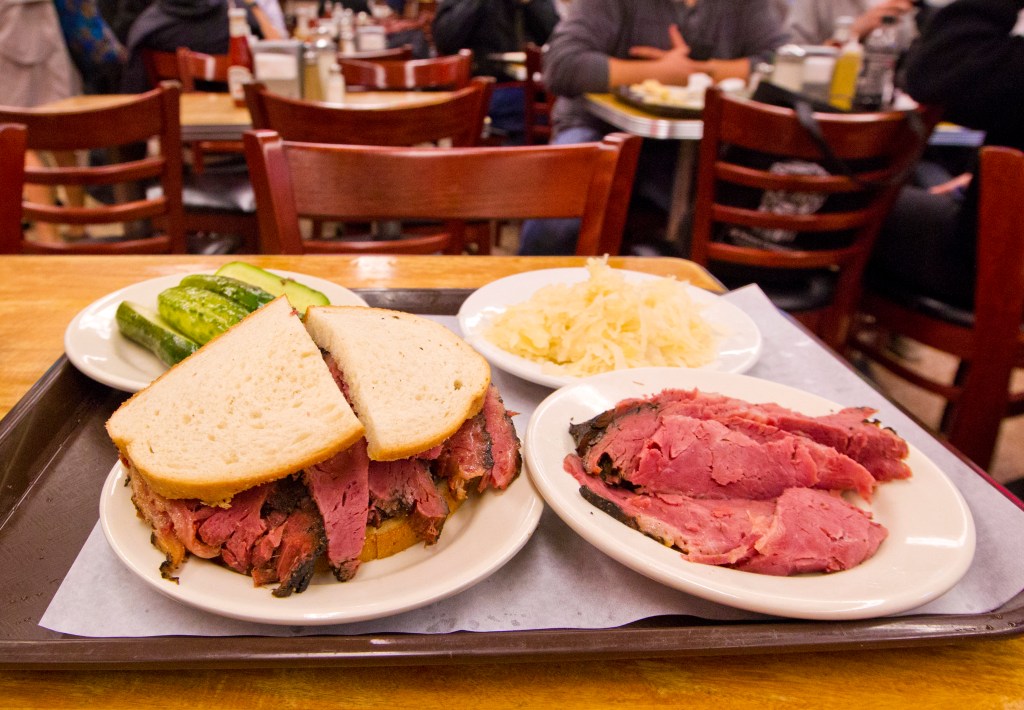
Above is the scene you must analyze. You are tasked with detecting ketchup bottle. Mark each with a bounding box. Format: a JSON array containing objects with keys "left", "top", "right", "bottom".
[{"left": 227, "top": 7, "right": 254, "bottom": 106}]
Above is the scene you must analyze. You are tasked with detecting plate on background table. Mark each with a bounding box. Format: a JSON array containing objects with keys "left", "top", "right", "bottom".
[
  {"left": 99, "top": 460, "right": 543, "bottom": 626},
  {"left": 614, "top": 85, "right": 704, "bottom": 119},
  {"left": 457, "top": 268, "right": 762, "bottom": 389},
  {"left": 524, "top": 367, "right": 976, "bottom": 621},
  {"left": 65, "top": 270, "right": 367, "bottom": 393}
]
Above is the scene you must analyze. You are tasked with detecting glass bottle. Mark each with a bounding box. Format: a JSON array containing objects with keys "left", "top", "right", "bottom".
[{"left": 227, "top": 7, "right": 254, "bottom": 107}]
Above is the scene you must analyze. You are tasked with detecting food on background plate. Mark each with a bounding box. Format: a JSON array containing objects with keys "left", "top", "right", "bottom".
[
  {"left": 564, "top": 388, "right": 911, "bottom": 576},
  {"left": 484, "top": 258, "right": 718, "bottom": 378},
  {"left": 106, "top": 298, "right": 522, "bottom": 596},
  {"left": 115, "top": 261, "right": 330, "bottom": 367}
]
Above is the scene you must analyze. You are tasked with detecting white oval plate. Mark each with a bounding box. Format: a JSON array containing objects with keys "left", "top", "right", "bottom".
[
  {"left": 524, "top": 367, "right": 976, "bottom": 620},
  {"left": 457, "top": 268, "right": 762, "bottom": 390},
  {"left": 65, "top": 270, "right": 368, "bottom": 393},
  {"left": 99, "top": 461, "right": 543, "bottom": 626}
]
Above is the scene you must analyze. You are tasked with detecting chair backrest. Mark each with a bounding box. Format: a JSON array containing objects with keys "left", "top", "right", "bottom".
[
  {"left": 176, "top": 47, "right": 230, "bottom": 91},
  {"left": 937, "top": 146, "right": 1024, "bottom": 465},
  {"left": 338, "top": 45, "right": 414, "bottom": 61},
  {"left": 846, "top": 145, "right": 1024, "bottom": 468},
  {"left": 0, "top": 124, "right": 27, "bottom": 247},
  {"left": 690, "top": 87, "right": 937, "bottom": 348},
  {"left": 0, "top": 83, "right": 186, "bottom": 254},
  {"left": 339, "top": 49, "right": 472, "bottom": 90},
  {"left": 243, "top": 128, "right": 641, "bottom": 255},
  {"left": 142, "top": 49, "right": 181, "bottom": 87},
  {"left": 523, "top": 43, "right": 553, "bottom": 145},
  {"left": 244, "top": 77, "right": 492, "bottom": 147}
]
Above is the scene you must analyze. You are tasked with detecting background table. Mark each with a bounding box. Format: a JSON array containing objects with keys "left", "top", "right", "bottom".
[{"left": 1, "top": 255, "right": 1023, "bottom": 708}]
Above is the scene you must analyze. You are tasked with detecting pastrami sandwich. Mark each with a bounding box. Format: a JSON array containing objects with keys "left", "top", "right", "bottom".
[{"left": 106, "top": 297, "right": 521, "bottom": 597}]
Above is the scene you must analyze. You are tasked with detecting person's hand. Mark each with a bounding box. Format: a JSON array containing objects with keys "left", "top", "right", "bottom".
[
  {"left": 852, "top": 0, "right": 914, "bottom": 38},
  {"left": 928, "top": 172, "right": 973, "bottom": 195},
  {"left": 625, "top": 25, "right": 702, "bottom": 84}
]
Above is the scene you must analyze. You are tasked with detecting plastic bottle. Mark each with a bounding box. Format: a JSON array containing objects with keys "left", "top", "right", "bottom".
[
  {"left": 227, "top": 7, "right": 255, "bottom": 107},
  {"left": 828, "top": 32, "right": 862, "bottom": 111},
  {"left": 854, "top": 15, "right": 900, "bottom": 111}
]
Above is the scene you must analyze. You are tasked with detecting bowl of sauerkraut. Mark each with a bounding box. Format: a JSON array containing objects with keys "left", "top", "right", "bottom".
[{"left": 457, "top": 259, "right": 762, "bottom": 389}]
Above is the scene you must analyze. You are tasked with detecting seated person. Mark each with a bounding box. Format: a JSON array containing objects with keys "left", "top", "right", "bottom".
[
  {"left": 121, "top": 0, "right": 276, "bottom": 92},
  {"left": 785, "top": 0, "right": 917, "bottom": 46},
  {"left": 867, "top": 0, "right": 1024, "bottom": 312},
  {"left": 519, "top": 0, "right": 787, "bottom": 255},
  {"left": 433, "top": 0, "right": 560, "bottom": 144}
]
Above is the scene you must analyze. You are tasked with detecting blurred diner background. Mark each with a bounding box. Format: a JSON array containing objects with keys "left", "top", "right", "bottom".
[{"left": 1, "top": 0, "right": 1022, "bottom": 494}]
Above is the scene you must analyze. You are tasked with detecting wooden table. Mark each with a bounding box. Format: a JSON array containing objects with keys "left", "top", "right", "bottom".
[
  {"left": 36, "top": 91, "right": 455, "bottom": 143},
  {"left": 2, "top": 255, "right": 1024, "bottom": 708},
  {"left": 586, "top": 93, "right": 703, "bottom": 249}
]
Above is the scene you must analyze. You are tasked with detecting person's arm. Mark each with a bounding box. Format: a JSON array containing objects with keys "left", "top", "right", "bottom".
[
  {"left": 904, "top": 0, "right": 1024, "bottom": 133},
  {"left": 431, "top": 0, "right": 484, "bottom": 56},
  {"left": 851, "top": 0, "right": 914, "bottom": 39},
  {"left": 542, "top": 0, "right": 623, "bottom": 96},
  {"left": 616, "top": 26, "right": 747, "bottom": 85}
]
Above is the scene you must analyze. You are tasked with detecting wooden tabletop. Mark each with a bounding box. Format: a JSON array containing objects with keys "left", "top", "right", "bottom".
[{"left": 1, "top": 255, "right": 1023, "bottom": 707}]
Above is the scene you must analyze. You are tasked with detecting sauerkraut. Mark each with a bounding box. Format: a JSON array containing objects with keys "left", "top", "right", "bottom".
[{"left": 485, "top": 259, "right": 718, "bottom": 377}]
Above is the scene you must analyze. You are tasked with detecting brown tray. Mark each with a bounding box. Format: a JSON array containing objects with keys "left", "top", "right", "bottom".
[{"left": 3, "top": 288, "right": 1024, "bottom": 670}]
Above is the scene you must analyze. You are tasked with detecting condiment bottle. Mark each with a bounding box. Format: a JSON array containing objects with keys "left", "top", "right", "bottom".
[
  {"left": 828, "top": 29, "right": 862, "bottom": 110},
  {"left": 227, "top": 7, "right": 255, "bottom": 107}
]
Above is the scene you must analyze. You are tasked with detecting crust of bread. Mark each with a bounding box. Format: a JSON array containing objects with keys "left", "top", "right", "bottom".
[
  {"left": 304, "top": 306, "right": 491, "bottom": 461},
  {"left": 359, "top": 483, "right": 463, "bottom": 562},
  {"left": 106, "top": 297, "right": 365, "bottom": 505}
]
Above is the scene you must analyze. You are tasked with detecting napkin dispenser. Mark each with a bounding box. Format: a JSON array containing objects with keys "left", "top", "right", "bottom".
[{"left": 252, "top": 39, "right": 304, "bottom": 100}]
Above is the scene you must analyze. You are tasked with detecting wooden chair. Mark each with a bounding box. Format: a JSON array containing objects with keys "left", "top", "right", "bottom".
[
  {"left": 0, "top": 124, "right": 27, "bottom": 247},
  {"left": 0, "top": 84, "right": 186, "bottom": 254},
  {"left": 338, "top": 45, "right": 413, "bottom": 61},
  {"left": 244, "top": 77, "right": 493, "bottom": 251},
  {"left": 245, "top": 77, "right": 492, "bottom": 147},
  {"left": 847, "top": 146, "right": 1024, "bottom": 469},
  {"left": 690, "top": 87, "right": 937, "bottom": 350},
  {"left": 339, "top": 49, "right": 472, "bottom": 90},
  {"left": 173, "top": 48, "right": 244, "bottom": 166},
  {"left": 243, "top": 129, "right": 641, "bottom": 256},
  {"left": 523, "top": 43, "right": 553, "bottom": 145},
  {"left": 141, "top": 48, "right": 258, "bottom": 252}
]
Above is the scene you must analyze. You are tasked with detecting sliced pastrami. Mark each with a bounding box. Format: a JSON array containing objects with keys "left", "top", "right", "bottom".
[
  {"left": 368, "top": 457, "right": 449, "bottom": 544},
  {"left": 572, "top": 388, "right": 910, "bottom": 485},
  {"left": 305, "top": 441, "right": 370, "bottom": 582},
  {"left": 249, "top": 477, "right": 326, "bottom": 596},
  {"left": 438, "top": 412, "right": 491, "bottom": 500},
  {"left": 736, "top": 487, "right": 888, "bottom": 575},
  {"left": 128, "top": 468, "right": 219, "bottom": 580},
  {"left": 654, "top": 389, "right": 911, "bottom": 482},
  {"left": 566, "top": 454, "right": 774, "bottom": 565},
  {"left": 197, "top": 483, "right": 274, "bottom": 574},
  {"left": 480, "top": 385, "right": 522, "bottom": 491},
  {"left": 630, "top": 415, "right": 820, "bottom": 499}
]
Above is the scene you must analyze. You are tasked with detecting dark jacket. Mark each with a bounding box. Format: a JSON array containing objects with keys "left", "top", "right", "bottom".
[
  {"left": 121, "top": 0, "right": 259, "bottom": 92},
  {"left": 904, "top": 0, "right": 1024, "bottom": 152},
  {"left": 433, "top": 0, "right": 559, "bottom": 81}
]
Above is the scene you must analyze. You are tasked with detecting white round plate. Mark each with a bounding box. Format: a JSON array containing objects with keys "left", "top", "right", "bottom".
[
  {"left": 65, "top": 270, "right": 368, "bottom": 393},
  {"left": 457, "top": 268, "right": 762, "bottom": 389},
  {"left": 524, "top": 367, "right": 976, "bottom": 621},
  {"left": 99, "top": 462, "right": 543, "bottom": 626}
]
